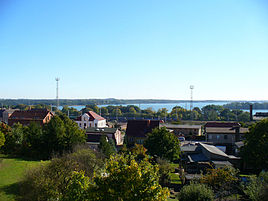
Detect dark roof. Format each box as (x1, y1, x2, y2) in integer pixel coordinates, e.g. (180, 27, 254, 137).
(86, 134, 103, 143)
(188, 153, 209, 162)
(126, 120, 160, 137)
(86, 127, 117, 134)
(212, 161, 233, 168)
(205, 122, 240, 128)
(254, 112, 268, 117)
(0, 110, 4, 118)
(9, 109, 52, 120)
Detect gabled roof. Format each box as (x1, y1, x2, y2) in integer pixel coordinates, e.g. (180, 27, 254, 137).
(162, 124, 201, 129)
(87, 111, 105, 121)
(205, 122, 240, 128)
(76, 111, 105, 121)
(126, 120, 160, 137)
(199, 142, 229, 158)
(9, 109, 52, 120)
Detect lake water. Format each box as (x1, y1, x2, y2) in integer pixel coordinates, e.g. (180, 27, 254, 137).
(58, 101, 268, 114)
(59, 101, 227, 112)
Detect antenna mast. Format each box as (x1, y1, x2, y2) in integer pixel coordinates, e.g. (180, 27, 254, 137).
(190, 85, 194, 120)
(55, 78, 60, 110)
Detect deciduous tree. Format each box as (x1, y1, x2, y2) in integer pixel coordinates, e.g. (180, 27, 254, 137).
(144, 127, 181, 161)
(241, 119, 268, 172)
(92, 154, 169, 201)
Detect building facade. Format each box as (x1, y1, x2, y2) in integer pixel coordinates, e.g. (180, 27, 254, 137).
(75, 111, 107, 129)
(162, 124, 202, 136)
(204, 122, 248, 154)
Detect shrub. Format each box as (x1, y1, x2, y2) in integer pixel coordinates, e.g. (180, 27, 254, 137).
(19, 148, 103, 201)
(200, 166, 239, 198)
(242, 171, 268, 201)
(91, 154, 170, 201)
(178, 183, 214, 201)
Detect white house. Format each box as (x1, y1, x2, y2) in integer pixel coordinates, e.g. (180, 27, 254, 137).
(75, 111, 107, 129)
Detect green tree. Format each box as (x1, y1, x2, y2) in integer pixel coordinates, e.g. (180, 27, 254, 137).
(155, 158, 174, 186)
(144, 127, 181, 161)
(59, 114, 86, 151)
(242, 171, 268, 201)
(20, 148, 104, 201)
(61, 106, 80, 117)
(178, 182, 214, 201)
(130, 144, 148, 162)
(129, 106, 137, 114)
(2, 123, 24, 154)
(0, 131, 5, 148)
(111, 108, 122, 117)
(42, 115, 86, 159)
(91, 154, 169, 201)
(22, 122, 44, 158)
(241, 119, 268, 172)
(43, 115, 66, 158)
(99, 136, 116, 158)
(100, 107, 109, 115)
(200, 167, 239, 198)
(63, 171, 93, 201)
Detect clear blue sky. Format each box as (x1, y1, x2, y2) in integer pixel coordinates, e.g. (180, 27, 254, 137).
(1, 0, 268, 100)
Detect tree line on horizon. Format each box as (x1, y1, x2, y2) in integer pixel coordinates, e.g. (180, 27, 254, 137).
(1, 98, 268, 109)
(5, 103, 251, 122)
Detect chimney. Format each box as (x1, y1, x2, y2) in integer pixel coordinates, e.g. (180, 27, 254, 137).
(250, 104, 253, 121)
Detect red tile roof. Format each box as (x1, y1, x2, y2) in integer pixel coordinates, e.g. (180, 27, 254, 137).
(75, 111, 105, 121)
(87, 111, 105, 121)
(9, 109, 52, 120)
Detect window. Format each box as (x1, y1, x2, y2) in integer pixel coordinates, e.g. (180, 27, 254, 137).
(216, 135, 220, 140)
(224, 135, 228, 140)
(84, 123, 86, 128)
(208, 135, 212, 140)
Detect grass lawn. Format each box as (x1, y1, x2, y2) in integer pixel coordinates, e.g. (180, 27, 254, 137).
(0, 155, 45, 201)
(170, 172, 182, 185)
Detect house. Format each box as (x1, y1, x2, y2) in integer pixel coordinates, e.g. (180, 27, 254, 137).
(8, 109, 53, 126)
(0, 109, 18, 124)
(126, 120, 160, 145)
(75, 111, 107, 129)
(85, 127, 123, 149)
(181, 142, 239, 174)
(253, 112, 268, 121)
(204, 122, 248, 154)
(161, 124, 202, 137)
